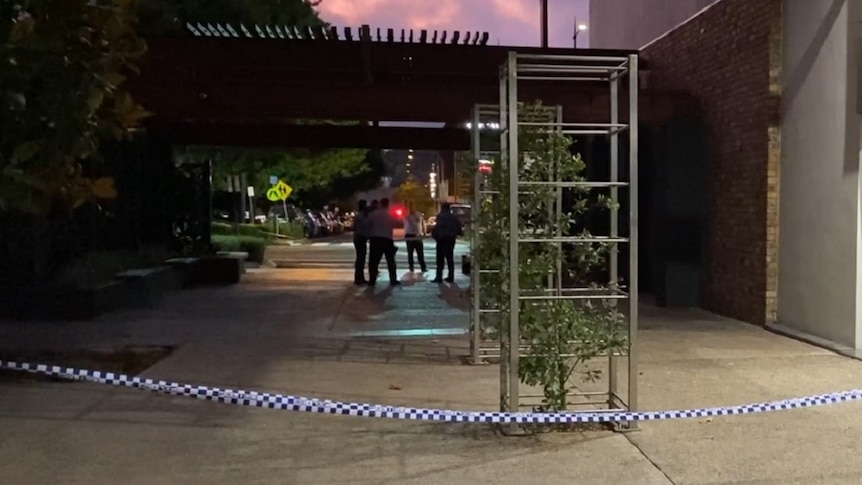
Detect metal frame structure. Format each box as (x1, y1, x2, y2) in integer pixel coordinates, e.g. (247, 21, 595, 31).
(478, 51, 639, 428)
(469, 104, 502, 365)
(469, 103, 562, 365)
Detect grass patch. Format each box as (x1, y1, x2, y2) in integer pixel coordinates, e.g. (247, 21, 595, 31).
(0, 346, 175, 383)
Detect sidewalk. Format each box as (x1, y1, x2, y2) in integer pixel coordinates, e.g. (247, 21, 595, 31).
(2, 268, 862, 484)
(264, 236, 470, 269)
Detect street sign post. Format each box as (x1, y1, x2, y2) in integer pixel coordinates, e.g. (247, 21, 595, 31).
(266, 180, 292, 202)
(266, 180, 294, 238)
(247, 186, 255, 222)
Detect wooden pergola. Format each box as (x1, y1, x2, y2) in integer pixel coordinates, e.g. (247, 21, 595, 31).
(130, 23, 697, 150)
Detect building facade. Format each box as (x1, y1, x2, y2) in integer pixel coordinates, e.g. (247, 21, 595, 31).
(589, 0, 719, 49)
(590, 0, 862, 351)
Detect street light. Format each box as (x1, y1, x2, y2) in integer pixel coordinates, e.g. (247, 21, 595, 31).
(465, 121, 501, 130)
(574, 18, 588, 48)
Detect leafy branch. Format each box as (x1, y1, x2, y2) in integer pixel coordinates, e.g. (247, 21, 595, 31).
(475, 101, 628, 412)
(1, 0, 148, 215)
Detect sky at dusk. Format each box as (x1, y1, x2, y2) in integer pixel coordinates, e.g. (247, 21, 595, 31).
(317, 0, 590, 48)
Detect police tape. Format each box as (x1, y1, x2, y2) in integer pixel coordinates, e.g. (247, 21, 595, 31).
(2, 359, 861, 424)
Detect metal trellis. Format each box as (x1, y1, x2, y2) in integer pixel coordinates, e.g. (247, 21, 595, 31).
(489, 51, 639, 429)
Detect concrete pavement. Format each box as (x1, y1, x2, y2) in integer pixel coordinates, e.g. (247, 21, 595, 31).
(3, 261, 862, 483)
(265, 230, 469, 269)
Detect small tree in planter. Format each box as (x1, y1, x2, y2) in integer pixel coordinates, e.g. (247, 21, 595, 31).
(475, 102, 628, 413)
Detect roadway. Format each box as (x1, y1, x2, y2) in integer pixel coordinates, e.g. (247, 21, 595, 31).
(266, 229, 470, 272)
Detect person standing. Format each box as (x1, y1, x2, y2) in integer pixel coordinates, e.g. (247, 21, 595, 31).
(404, 208, 427, 273)
(352, 199, 370, 285)
(430, 203, 463, 283)
(366, 198, 399, 286)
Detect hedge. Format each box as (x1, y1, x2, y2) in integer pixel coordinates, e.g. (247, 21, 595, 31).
(211, 221, 306, 240)
(210, 235, 267, 263)
(211, 222, 264, 238)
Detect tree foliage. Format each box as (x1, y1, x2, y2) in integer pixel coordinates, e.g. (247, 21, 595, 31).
(475, 102, 628, 413)
(178, 145, 382, 207)
(394, 176, 435, 215)
(0, 0, 148, 215)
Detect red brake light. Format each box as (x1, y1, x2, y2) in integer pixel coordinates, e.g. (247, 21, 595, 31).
(395, 209, 403, 217)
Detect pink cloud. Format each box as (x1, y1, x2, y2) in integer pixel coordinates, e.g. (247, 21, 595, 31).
(487, 0, 539, 27)
(316, 0, 589, 47)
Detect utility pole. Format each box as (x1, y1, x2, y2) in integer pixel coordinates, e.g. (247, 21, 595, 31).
(540, 0, 549, 48)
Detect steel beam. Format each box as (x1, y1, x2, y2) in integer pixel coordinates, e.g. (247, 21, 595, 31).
(147, 122, 471, 150)
(130, 81, 689, 124)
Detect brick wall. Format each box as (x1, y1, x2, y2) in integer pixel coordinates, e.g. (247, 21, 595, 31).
(640, 0, 782, 325)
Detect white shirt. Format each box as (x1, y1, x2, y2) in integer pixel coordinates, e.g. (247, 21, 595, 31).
(367, 207, 395, 239)
(404, 213, 422, 236)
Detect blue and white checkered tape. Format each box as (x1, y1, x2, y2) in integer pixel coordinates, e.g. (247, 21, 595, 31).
(2, 359, 861, 423)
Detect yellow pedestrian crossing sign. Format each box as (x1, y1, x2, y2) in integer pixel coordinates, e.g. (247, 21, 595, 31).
(266, 180, 293, 202)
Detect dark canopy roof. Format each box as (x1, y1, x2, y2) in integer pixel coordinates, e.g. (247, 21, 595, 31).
(130, 24, 694, 149)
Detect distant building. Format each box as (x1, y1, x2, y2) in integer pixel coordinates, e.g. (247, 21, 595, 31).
(588, 0, 718, 49)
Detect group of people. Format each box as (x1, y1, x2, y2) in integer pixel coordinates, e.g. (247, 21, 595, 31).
(352, 198, 464, 286)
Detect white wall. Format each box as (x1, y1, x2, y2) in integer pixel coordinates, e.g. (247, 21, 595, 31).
(778, 0, 862, 347)
(588, 0, 718, 49)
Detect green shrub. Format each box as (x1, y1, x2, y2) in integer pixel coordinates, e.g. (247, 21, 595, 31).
(212, 222, 267, 237)
(276, 220, 306, 239)
(211, 220, 306, 242)
(210, 235, 267, 263)
(210, 222, 235, 236)
(211, 222, 270, 238)
(236, 224, 266, 238)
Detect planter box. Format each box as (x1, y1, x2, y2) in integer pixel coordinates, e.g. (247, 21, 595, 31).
(117, 265, 184, 306)
(192, 256, 243, 286)
(0, 256, 241, 321)
(216, 251, 249, 274)
(4, 279, 142, 321)
(164, 257, 200, 288)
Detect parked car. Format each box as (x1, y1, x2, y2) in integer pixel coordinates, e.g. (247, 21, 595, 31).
(213, 208, 265, 224)
(342, 212, 355, 231)
(425, 215, 436, 234)
(316, 210, 338, 235)
(268, 204, 309, 230)
(450, 204, 472, 227)
(319, 210, 337, 234)
(305, 209, 324, 237)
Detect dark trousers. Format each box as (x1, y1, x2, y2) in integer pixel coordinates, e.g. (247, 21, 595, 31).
(368, 237, 397, 283)
(353, 237, 367, 283)
(435, 237, 456, 280)
(405, 234, 426, 271)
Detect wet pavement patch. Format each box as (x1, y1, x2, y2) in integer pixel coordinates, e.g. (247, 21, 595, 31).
(0, 345, 175, 383)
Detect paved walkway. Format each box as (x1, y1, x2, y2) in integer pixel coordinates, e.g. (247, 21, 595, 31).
(265, 234, 470, 270)
(2, 268, 862, 484)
